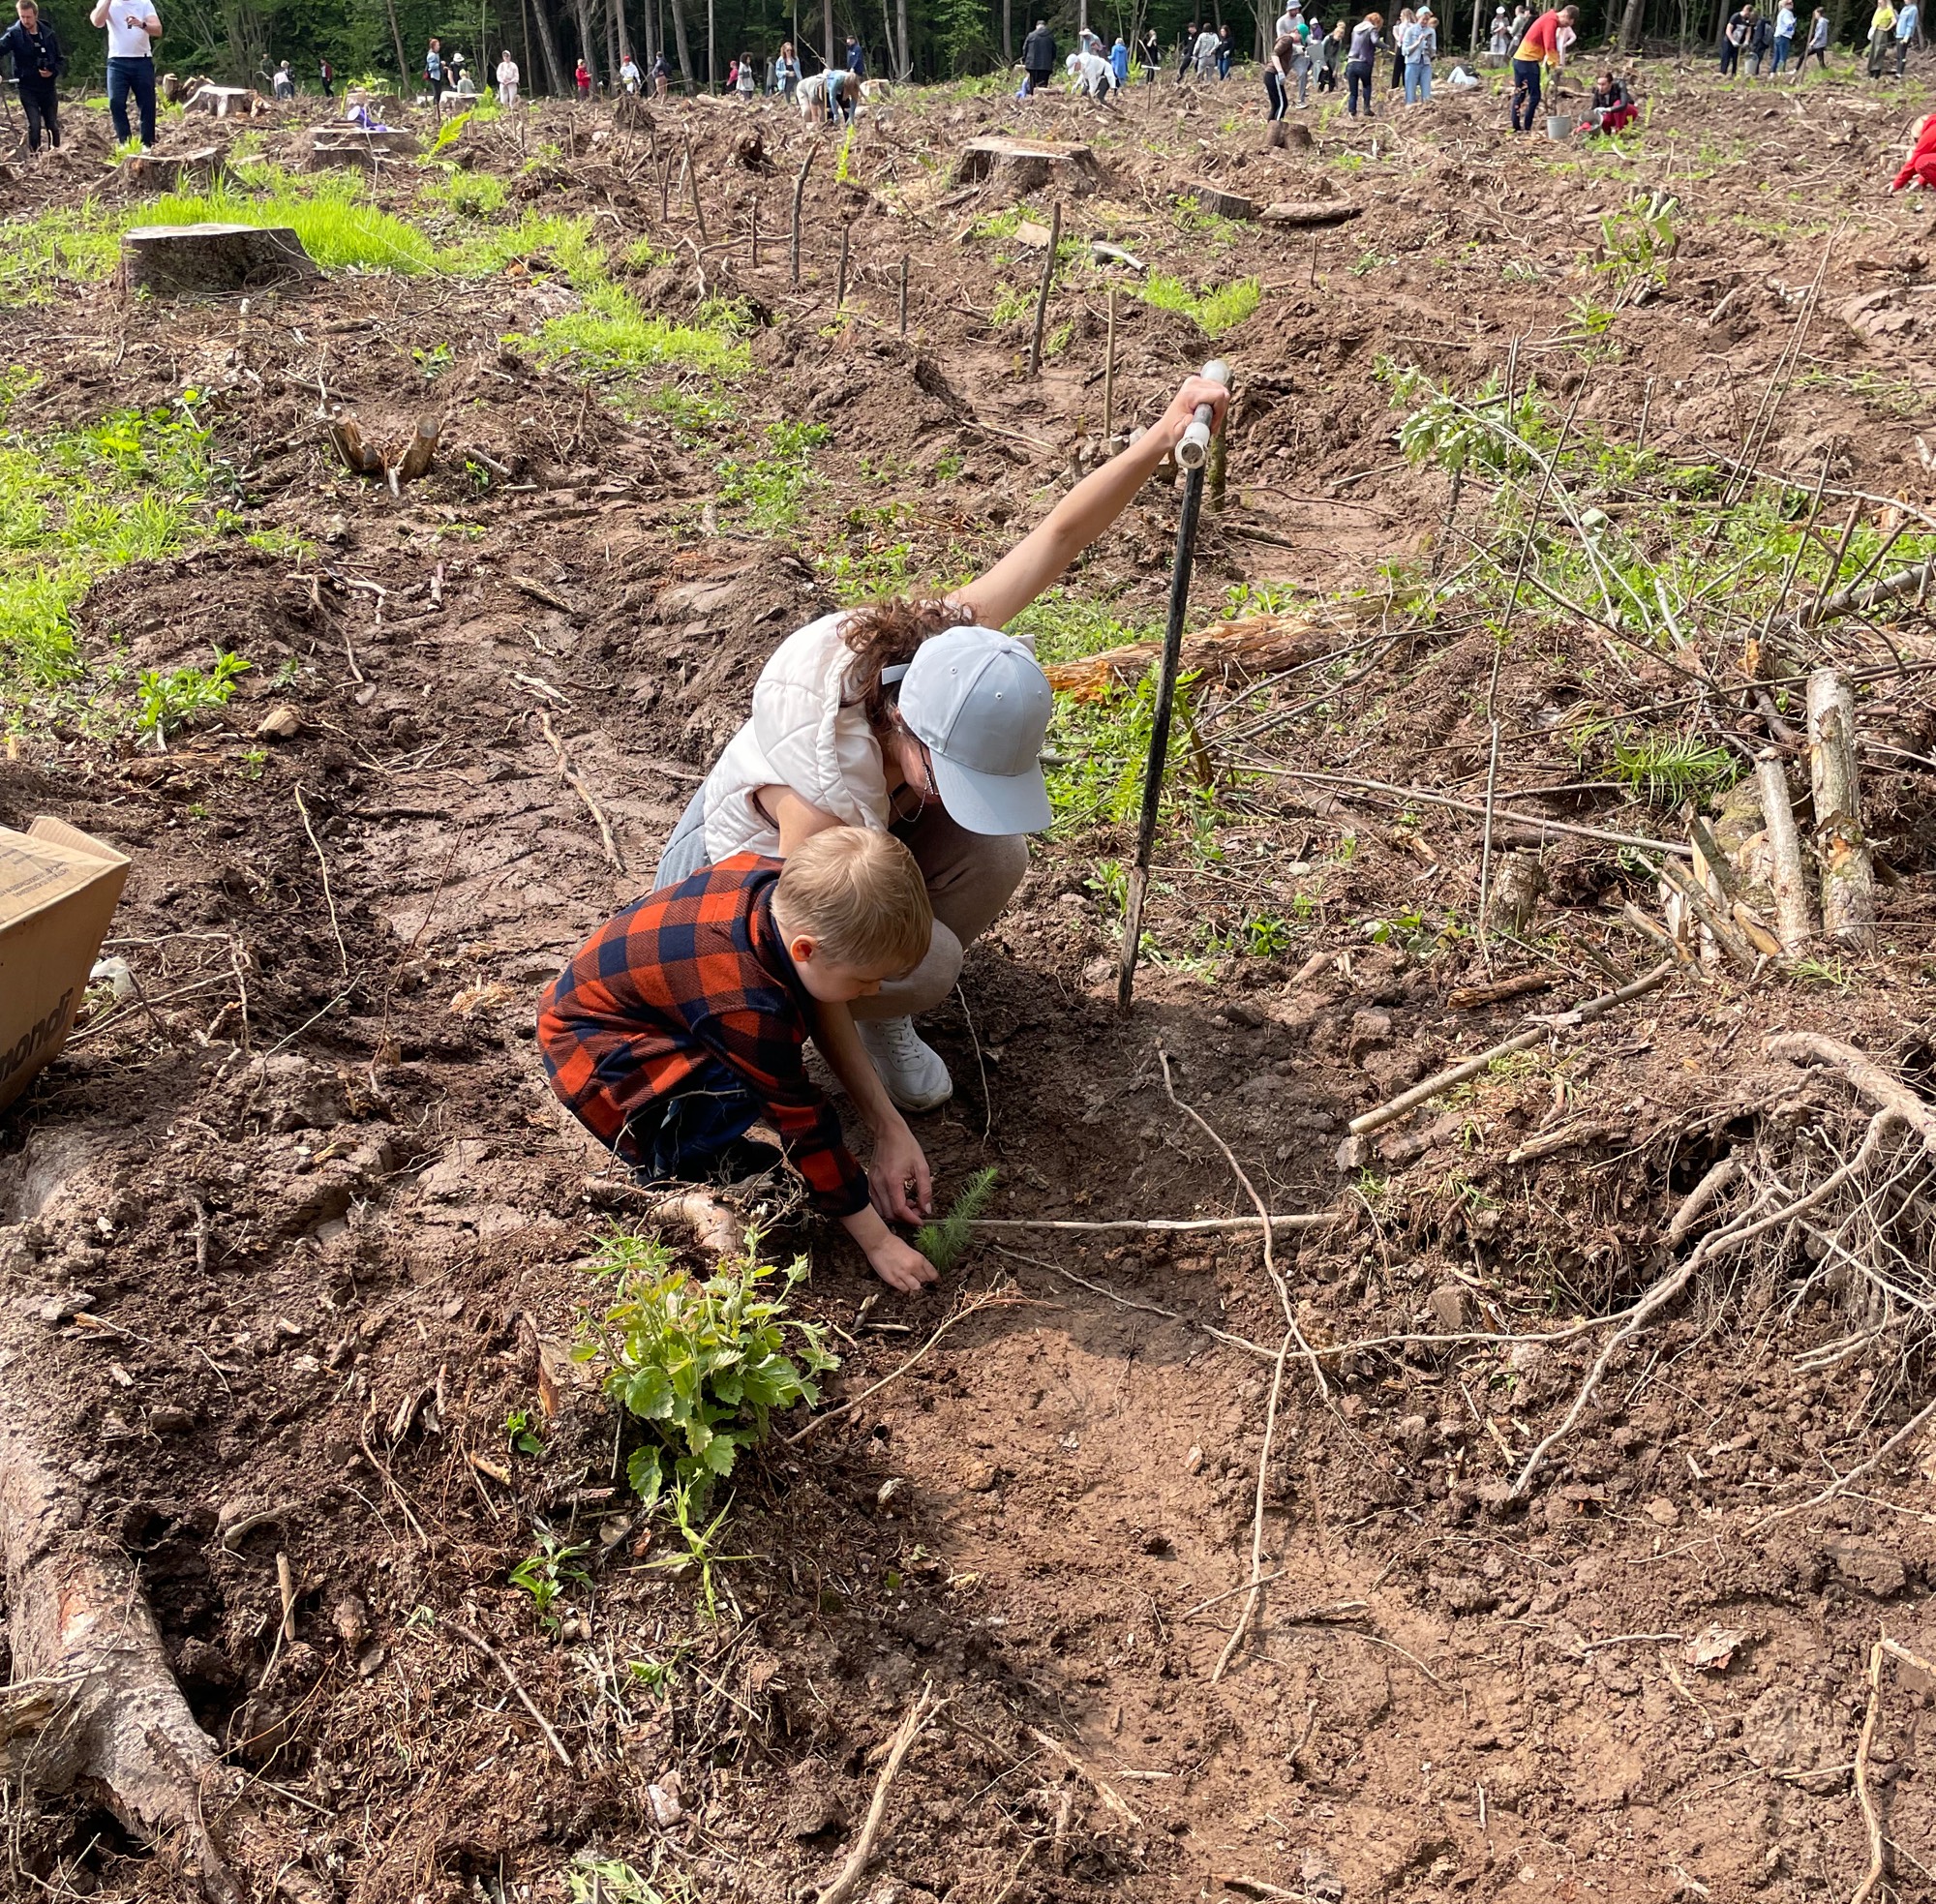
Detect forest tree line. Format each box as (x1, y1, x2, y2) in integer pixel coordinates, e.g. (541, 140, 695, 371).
(27, 0, 1900, 101)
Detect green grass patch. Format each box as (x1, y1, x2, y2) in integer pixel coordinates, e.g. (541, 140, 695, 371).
(1135, 271, 1260, 338)
(420, 167, 508, 218)
(148, 176, 439, 272)
(0, 399, 218, 717)
(522, 282, 751, 379)
(718, 422, 830, 532)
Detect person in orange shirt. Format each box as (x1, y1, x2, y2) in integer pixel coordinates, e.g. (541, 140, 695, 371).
(1510, 2, 1575, 130)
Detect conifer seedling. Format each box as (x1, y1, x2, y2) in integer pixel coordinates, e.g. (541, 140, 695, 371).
(914, 1166, 998, 1271)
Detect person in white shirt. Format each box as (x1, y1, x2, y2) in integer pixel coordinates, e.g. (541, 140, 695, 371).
(88, 0, 160, 145)
(620, 51, 641, 90)
(496, 49, 519, 105)
(1192, 22, 1220, 76)
(1066, 45, 1115, 97)
(270, 57, 292, 97)
(1771, 2, 1796, 67)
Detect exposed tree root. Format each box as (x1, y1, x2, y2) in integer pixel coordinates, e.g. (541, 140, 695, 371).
(0, 1409, 243, 1902)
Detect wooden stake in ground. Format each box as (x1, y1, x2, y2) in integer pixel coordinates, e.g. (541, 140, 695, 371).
(836, 222, 850, 309)
(790, 142, 816, 286)
(1805, 668, 1875, 949)
(681, 131, 708, 243)
(898, 251, 909, 334)
(1026, 198, 1062, 378)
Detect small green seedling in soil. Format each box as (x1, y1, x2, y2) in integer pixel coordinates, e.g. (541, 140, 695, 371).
(644, 1473, 752, 1621)
(133, 650, 249, 748)
(567, 1856, 677, 1904)
(915, 1166, 998, 1273)
(507, 1528, 588, 1635)
(503, 1405, 544, 1457)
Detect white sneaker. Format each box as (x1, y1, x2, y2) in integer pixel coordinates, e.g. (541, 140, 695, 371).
(857, 1015, 953, 1112)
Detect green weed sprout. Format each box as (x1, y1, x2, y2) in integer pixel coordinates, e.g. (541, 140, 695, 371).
(915, 1166, 998, 1272)
(507, 1528, 589, 1634)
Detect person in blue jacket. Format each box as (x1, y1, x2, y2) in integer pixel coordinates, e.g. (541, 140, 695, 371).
(1110, 33, 1130, 82)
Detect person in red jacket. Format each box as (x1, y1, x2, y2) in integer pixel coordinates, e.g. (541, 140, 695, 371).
(1894, 112, 1936, 190)
(1510, 2, 1575, 131)
(574, 55, 591, 96)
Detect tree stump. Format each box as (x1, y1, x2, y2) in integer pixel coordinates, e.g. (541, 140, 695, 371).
(307, 126, 422, 170)
(121, 224, 319, 297)
(117, 147, 223, 193)
(159, 70, 182, 102)
(614, 92, 652, 131)
(1266, 119, 1314, 150)
(1191, 181, 1255, 220)
(183, 83, 264, 118)
(953, 136, 1104, 199)
(1260, 199, 1362, 227)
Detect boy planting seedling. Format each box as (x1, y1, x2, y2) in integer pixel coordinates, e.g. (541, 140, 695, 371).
(538, 830, 939, 1293)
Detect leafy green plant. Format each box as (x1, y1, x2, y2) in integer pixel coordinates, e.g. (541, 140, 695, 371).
(1591, 189, 1678, 306)
(508, 1529, 589, 1634)
(1382, 360, 1551, 480)
(134, 651, 250, 747)
(504, 1405, 545, 1456)
(915, 1166, 998, 1272)
(567, 1855, 681, 1904)
(575, 1234, 836, 1513)
(425, 108, 472, 157)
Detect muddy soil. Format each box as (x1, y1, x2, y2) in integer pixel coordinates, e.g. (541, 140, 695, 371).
(1, 55, 1935, 1904)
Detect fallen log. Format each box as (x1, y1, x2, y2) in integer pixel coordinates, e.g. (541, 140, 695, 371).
(1804, 668, 1875, 949)
(1807, 555, 1934, 626)
(1044, 612, 1338, 700)
(121, 223, 319, 298)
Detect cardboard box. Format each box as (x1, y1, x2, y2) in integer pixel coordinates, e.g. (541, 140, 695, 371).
(0, 816, 131, 1116)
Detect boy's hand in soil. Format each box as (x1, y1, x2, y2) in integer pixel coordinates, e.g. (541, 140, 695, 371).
(841, 1203, 939, 1294)
(868, 1118, 932, 1227)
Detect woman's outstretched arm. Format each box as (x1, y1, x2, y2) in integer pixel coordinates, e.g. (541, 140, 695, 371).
(951, 372, 1231, 632)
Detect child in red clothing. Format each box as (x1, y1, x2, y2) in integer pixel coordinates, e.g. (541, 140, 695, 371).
(538, 829, 938, 1292)
(1893, 112, 1936, 192)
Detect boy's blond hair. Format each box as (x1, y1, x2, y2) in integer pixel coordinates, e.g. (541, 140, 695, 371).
(772, 828, 931, 973)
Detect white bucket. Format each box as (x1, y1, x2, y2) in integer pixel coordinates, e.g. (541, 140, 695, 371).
(1545, 112, 1571, 140)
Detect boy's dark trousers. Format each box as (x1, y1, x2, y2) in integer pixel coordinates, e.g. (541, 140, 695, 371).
(1510, 54, 1541, 126)
(107, 53, 157, 145)
(615, 1056, 784, 1191)
(17, 77, 58, 149)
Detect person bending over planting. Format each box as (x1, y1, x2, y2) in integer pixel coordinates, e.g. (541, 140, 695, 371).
(651, 371, 1231, 1230)
(540, 829, 941, 1294)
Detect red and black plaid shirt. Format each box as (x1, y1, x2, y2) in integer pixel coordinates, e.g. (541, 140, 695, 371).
(536, 855, 868, 1218)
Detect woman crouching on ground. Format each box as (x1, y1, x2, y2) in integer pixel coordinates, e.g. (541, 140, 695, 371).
(653, 371, 1229, 1224)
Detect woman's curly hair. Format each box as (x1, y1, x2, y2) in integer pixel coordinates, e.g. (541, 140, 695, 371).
(839, 597, 973, 735)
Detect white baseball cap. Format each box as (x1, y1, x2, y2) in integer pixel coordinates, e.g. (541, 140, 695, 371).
(899, 625, 1054, 836)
